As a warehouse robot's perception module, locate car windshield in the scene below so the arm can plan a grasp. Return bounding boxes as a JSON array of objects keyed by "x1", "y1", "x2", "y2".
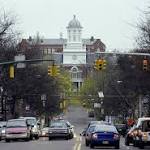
[
  {"x1": 50, "y1": 122, "x2": 67, "y2": 128},
  {"x1": 7, "y1": 120, "x2": 26, "y2": 128},
  {"x1": 95, "y1": 125, "x2": 118, "y2": 133},
  {"x1": 26, "y1": 119, "x2": 36, "y2": 125},
  {"x1": 0, "y1": 121, "x2": 6, "y2": 127}
]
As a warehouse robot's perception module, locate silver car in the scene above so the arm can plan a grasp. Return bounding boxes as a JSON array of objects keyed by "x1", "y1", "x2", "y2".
[
  {"x1": 48, "y1": 122, "x2": 72, "y2": 140},
  {"x1": 19, "y1": 117, "x2": 40, "y2": 140}
]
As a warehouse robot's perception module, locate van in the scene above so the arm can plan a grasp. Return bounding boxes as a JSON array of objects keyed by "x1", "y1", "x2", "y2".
[{"x1": 133, "y1": 117, "x2": 150, "y2": 149}]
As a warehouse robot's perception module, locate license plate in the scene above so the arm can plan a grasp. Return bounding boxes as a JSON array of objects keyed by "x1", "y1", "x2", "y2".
[{"x1": 102, "y1": 141, "x2": 109, "y2": 144}]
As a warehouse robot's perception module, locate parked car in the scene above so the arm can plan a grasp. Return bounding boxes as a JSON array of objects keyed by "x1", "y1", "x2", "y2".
[
  {"x1": 125, "y1": 125, "x2": 137, "y2": 146},
  {"x1": 41, "y1": 127, "x2": 49, "y2": 137},
  {"x1": 89, "y1": 124, "x2": 120, "y2": 149},
  {"x1": 19, "y1": 117, "x2": 40, "y2": 140},
  {"x1": 0, "y1": 121, "x2": 6, "y2": 141},
  {"x1": 5, "y1": 119, "x2": 31, "y2": 142},
  {"x1": 48, "y1": 121, "x2": 73, "y2": 140},
  {"x1": 115, "y1": 124, "x2": 127, "y2": 136},
  {"x1": 133, "y1": 117, "x2": 150, "y2": 149}
]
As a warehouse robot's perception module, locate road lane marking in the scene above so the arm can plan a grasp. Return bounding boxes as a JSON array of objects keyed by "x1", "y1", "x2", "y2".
[
  {"x1": 73, "y1": 143, "x2": 78, "y2": 150},
  {"x1": 77, "y1": 143, "x2": 81, "y2": 150}
]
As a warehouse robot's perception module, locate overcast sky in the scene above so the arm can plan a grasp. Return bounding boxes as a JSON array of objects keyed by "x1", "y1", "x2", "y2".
[{"x1": 1, "y1": 0, "x2": 150, "y2": 50}]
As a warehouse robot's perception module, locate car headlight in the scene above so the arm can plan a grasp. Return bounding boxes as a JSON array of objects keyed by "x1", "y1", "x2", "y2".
[{"x1": 49, "y1": 131, "x2": 52, "y2": 133}]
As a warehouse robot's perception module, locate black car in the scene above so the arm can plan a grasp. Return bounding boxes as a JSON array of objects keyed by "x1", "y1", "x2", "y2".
[
  {"x1": 48, "y1": 121, "x2": 73, "y2": 140},
  {"x1": 115, "y1": 124, "x2": 127, "y2": 137}
]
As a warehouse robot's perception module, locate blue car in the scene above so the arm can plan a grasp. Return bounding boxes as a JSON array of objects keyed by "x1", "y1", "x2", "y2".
[{"x1": 89, "y1": 125, "x2": 120, "y2": 149}]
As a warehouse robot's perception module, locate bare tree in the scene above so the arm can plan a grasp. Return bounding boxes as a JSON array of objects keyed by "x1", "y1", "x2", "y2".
[
  {"x1": 136, "y1": 9, "x2": 150, "y2": 50},
  {"x1": 0, "y1": 10, "x2": 19, "y2": 50}
]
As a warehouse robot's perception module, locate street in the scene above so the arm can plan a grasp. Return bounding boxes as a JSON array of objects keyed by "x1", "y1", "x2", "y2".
[{"x1": 0, "y1": 105, "x2": 150, "y2": 150}]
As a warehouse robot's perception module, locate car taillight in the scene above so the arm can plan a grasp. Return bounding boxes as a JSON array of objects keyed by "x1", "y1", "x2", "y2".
[
  {"x1": 133, "y1": 130, "x2": 138, "y2": 135},
  {"x1": 138, "y1": 130, "x2": 142, "y2": 136},
  {"x1": 142, "y1": 132, "x2": 148, "y2": 139},
  {"x1": 114, "y1": 134, "x2": 119, "y2": 139},
  {"x1": 92, "y1": 133, "x2": 98, "y2": 139}
]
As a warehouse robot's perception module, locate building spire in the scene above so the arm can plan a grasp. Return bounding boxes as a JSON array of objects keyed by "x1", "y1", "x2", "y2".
[{"x1": 73, "y1": 15, "x2": 76, "y2": 19}]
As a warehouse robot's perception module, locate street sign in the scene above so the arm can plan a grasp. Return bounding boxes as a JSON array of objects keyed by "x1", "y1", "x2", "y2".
[
  {"x1": 41, "y1": 94, "x2": 46, "y2": 100},
  {"x1": 94, "y1": 103, "x2": 101, "y2": 108},
  {"x1": 98, "y1": 91, "x2": 104, "y2": 98}
]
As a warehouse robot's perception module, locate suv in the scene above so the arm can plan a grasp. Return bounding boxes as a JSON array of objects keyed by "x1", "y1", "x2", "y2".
[
  {"x1": 19, "y1": 117, "x2": 40, "y2": 140},
  {"x1": 133, "y1": 117, "x2": 150, "y2": 149}
]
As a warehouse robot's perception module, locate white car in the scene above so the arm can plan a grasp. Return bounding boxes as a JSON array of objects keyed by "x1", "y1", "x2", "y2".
[
  {"x1": 19, "y1": 117, "x2": 40, "y2": 140},
  {"x1": 41, "y1": 127, "x2": 49, "y2": 137},
  {"x1": 133, "y1": 117, "x2": 150, "y2": 149}
]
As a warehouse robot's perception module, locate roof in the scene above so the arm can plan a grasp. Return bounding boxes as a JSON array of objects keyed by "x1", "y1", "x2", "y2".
[
  {"x1": 27, "y1": 39, "x2": 67, "y2": 45},
  {"x1": 26, "y1": 38, "x2": 96, "y2": 46},
  {"x1": 8, "y1": 119, "x2": 26, "y2": 122},
  {"x1": 137, "y1": 117, "x2": 150, "y2": 127},
  {"x1": 67, "y1": 15, "x2": 82, "y2": 28}
]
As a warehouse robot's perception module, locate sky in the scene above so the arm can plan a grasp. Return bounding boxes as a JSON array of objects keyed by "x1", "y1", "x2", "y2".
[{"x1": 1, "y1": 0, "x2": 150, "y2": 50}]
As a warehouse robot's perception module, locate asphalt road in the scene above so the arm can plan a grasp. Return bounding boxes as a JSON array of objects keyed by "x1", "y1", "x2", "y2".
[{"x1": 1, "y1": 105, "x2": 150, "y2": 150}]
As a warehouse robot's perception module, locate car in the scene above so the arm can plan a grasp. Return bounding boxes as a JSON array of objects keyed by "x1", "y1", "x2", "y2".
[
  {"x1": 89, "y1": 124, "x2": 120, "y2": 149},
  {"x1": 87, "y1": 121, "x2": 111, "y2": 128},
  {"x1": 125, "y1": 125, "x2": 137, "y2": 146},
  {"x1": 50, "y1": 119, "x2": 74, "y2": 138},
  {"x1": 133, "y1": 117, "x2": 150, "y2": 149},
  {"x1": 88, "y1": 111, "x2": 94, "y2": 118},
  {"x1": 0, "y1": 121, "x2": 7, "y2": 141},
  {"x1": 85, "y1": 124, "x2": 97, "y2": 146},
  {"x1": 41, "y1": 127, "x2": 49, "y2": 137},
  {"x1": 48, "y1": 121, "x2": 73, "y2": 140},
  {"x1": 115, "y1": 124, "x2": 127, "y2": 136},
  {"x1": 19, "y1": 117, "x2": 40, "y2": 140},
  {"x1": 5, "y1": 119, "x2": 31, "y2": 142}
]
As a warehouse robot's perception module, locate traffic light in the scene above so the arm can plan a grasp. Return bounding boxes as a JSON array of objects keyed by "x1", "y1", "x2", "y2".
[
  {"x1": 94, "y1": 59, "x2": 106, "y2": 70},
  {"x1": 9, "y1": 65, "x2": 14, "y2": 78},
  {"x1": 102, "y1": 59, "x2": 107, "y2": 70},
  {"x1": 52, "y1": 65, "x2": 60, "y2": 77},
  {"x1": 48, "y1": 65, "x2": 60, "y2": 77},
  {"x1": 48, "y1": 66, "x2": 53, "y2": 76},
  {"x1": 143, "y1": 59, "x2": 148, "y2": 71}
]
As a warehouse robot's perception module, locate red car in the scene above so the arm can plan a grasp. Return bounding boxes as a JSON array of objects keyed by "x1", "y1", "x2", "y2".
[{"x1": 5, "y1": 119, "x2": 31, "y2": 142}]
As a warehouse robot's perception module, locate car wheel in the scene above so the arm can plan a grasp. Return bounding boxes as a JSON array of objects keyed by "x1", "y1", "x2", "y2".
[
  {"x1": 0, "y1": 137, "x2": 1, "y2": 141},
  {"x1": 25, "y1": 138, "x2": 30, "y2": 141},
  {"x1": 65, "y1": 136, "x2": 70, "y2": 140},
  {"x1": 90, "y1": 143, "x2": 94, "y2": 149},
  {"x1": 115, "y1": 144, "x2": 120, "y2": 149},
  {"x1": 133, "y1": 139, "x2": 138, "y2": 147},
  {"x1": 139, "y1": 141, "x2": 144, "y2": 149},
  {"x1": 85, "y1": 140, "x2": 89, "y2": 146},
  {"x1": 30, "y1": 134, "x2": 33, "y2": 140},
  {"x1": 48, "y1": 137, "x2": 52, "y2": 141},
  {"x1": 35, "y1": 135, "x2": 39, "y2": 140},
  {"x1": 125, "y1": 138, "x2": 129, "y2": 146},
  {"x1": 5, "y1": 139, "x2": 10, "y2": 142}
]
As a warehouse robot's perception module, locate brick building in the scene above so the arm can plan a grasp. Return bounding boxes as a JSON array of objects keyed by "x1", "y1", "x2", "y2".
[{"x1": 18, "y1": 15, "x2": 106, "y2": 91}]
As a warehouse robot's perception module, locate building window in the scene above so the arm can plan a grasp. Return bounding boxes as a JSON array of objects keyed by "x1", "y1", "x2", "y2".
[
  {"x1": 73, "y1": 35, "x2": 76, "y2": 42},
  {"x1": 69, "y1": 35, "x2": 71, "y2": 42},
  {"x1": 48, "y1": 48, "x2": 52, "y2": 54},
  {"x1": 44, "y1": 49, "x2": 48, "y2": 54}
]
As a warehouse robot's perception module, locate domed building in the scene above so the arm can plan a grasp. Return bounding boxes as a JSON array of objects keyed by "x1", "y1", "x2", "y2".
[{"x1": 18, "y1": 15, "x2": 106, "y2": 92}]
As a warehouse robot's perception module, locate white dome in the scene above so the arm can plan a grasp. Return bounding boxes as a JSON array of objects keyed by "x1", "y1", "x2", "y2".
[{"x1": 67, "y1": 15, "x2": 82, "y2": 28}]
